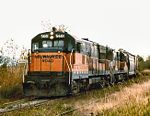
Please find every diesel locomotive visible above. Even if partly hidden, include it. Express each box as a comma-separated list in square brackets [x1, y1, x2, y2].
[23, 27, 138, 97]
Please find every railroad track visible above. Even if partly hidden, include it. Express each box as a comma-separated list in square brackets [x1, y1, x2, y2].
[0, 80, 133, 115]
[0, 97, 49, 114]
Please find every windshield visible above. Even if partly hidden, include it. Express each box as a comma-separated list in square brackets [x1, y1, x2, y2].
[32, 40, 64, 52]
[42, 41, 52, 48]
[54, 40, 64, 47]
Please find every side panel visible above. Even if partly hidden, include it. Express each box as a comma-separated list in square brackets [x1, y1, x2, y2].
[72, 53, 89, 79]
[128, 55, 136, 75]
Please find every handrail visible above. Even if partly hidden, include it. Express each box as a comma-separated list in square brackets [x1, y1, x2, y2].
[62, 54, 71, 85]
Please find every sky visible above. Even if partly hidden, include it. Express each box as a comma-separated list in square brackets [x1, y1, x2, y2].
[0, 0, 150, 59]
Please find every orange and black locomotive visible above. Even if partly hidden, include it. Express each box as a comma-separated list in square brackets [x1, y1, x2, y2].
[23, 27, 138, 97]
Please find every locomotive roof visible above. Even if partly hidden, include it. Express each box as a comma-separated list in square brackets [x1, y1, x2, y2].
[31, 31, 95, 44]
[31, 31, 72, 41]
[31, 31, 113, 50]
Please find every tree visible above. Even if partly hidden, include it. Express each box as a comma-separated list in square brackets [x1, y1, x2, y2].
[147, 56, 150, 61]
[137, 55, 144, 62]
[0, 38, 27, 69]
[145, 56, 150, 69]
[137, 55, 145, 71]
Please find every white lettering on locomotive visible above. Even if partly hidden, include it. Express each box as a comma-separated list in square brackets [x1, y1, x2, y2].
[41, 34, 49, 38]
[55, 34, 65, 38]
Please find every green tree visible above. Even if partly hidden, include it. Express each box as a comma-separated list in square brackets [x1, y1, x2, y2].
[137, 55, 145, 71]
[145, 56, 150, 69]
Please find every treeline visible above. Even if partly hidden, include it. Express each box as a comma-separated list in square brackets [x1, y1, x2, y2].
[138, 55, 150, 71]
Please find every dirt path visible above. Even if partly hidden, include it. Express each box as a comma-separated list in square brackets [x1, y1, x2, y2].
[75, 79, 150, 115]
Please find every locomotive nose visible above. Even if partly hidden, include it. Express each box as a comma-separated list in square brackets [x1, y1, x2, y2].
[30, 53, 65, 72]
[23, 52, 70, 97]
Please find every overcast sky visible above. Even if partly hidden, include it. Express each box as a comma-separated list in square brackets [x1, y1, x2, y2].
[0, 0, 150, 58]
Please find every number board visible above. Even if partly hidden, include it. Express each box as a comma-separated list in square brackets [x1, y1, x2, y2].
[41, 34, 49, 38]
[55, 34, 65, 38]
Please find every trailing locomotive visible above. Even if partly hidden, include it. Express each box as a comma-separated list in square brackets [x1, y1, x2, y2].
[23, 27, 138, 97]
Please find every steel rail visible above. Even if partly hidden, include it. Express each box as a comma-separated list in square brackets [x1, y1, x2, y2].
[0, 98, 49, 114]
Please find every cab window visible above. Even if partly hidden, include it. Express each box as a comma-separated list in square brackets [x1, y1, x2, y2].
[54, 40, 64, 47]
[42, 41, 52, 48]
[32, 42, 39, 51]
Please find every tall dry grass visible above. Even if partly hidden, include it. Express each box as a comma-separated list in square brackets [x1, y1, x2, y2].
[3, 73, 150, 115]
[74, 74, 150, 115]
[0, 64, 24, 100]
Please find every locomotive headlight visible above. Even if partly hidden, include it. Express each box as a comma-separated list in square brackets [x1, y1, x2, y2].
[50, 36, 54, 39]
[58, 51, 61, 54]
[50, 32, 54, 35]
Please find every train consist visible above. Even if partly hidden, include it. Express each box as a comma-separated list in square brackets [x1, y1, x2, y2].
[23, 27, 138, 97]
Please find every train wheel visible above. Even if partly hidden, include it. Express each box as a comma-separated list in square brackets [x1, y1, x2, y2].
[71, 81, 80, 94]
[124, 73, 129, 80]
[100, 77, 106, 88]
[109, 75, 115, 86]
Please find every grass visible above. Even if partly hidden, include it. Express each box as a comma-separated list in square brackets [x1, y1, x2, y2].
[1, 70, 150, 116]
[100, 96, 150, 116]
[0, 64, 24, 104]
[96, 72, 150, 116]
[3, 72, 150, 116]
